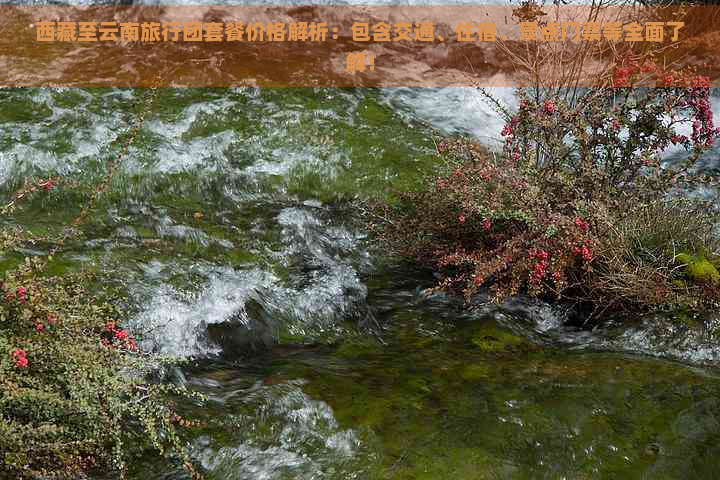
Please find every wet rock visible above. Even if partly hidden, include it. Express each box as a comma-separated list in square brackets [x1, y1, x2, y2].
[468, 289, 720, 367]
[598, 312, 720, 365]
[206, 298, 275, 357]
[470, 323, 527, 353]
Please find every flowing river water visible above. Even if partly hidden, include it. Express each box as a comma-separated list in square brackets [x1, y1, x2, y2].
[3, 86, 720, 479]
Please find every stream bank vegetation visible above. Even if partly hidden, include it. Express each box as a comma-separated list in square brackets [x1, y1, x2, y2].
[0, 256, 202, 479]
[0, 89, 204, 479]
[372, 61, 720, 321]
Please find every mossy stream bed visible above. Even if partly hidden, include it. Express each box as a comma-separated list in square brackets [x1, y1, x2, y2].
[2, 87, 720, 479]
[133, 298, 720, 479]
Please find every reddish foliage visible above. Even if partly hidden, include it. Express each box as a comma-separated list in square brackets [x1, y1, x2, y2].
[373, 68, 720, 315]
[373, 139, 596, 301]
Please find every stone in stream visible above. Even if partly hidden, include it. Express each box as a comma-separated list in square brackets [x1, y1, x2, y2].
[206, 298, 275, 357]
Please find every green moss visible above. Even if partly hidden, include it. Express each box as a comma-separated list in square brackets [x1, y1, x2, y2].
[0, 93, 53, 123]
[42, 254, 89, 277]
[470, 324, 526, 353]
[0, 253, 24, 276]
[335, 337, 383, 359]
[460, 364, 490, 381]
[676, 253, 720, 285]
[688, 260, 720, 285]
[357, 98, 394, 127]
[50, 89, 88, 109]
[406, 376, 433, 394]
[672, 308, 700, 327]
[225, 249, 258, 266]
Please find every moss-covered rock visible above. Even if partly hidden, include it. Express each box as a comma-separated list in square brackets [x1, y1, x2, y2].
[460, 363, 490, 381]
[470, 324, 526, 353]
[335, 337, 383, 359]
[676, 253, 720, 286]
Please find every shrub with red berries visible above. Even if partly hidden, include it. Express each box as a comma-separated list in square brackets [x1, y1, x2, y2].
[371, 138, 600, 302]
[501, 82, 719, 204]
[101, 320, 138, 351]
[0, 262, 202, 478]
[372, 61, 720, 314]
[11, 348, 28, 368]
[372, 125, 720, 315]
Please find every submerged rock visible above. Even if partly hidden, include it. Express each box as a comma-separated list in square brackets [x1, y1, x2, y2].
[470, 323, 527, 353]
[206, 298, 275, 356]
